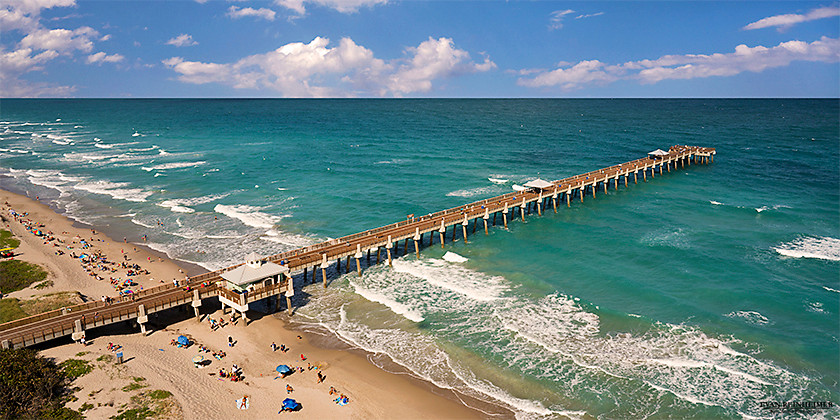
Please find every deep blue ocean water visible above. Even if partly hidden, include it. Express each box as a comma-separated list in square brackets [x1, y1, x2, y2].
[1, 99, 838, 419]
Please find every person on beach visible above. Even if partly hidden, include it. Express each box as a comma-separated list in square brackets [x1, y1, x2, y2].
[286, 384, 293, 394]
[228, 336, 234, 347]
[300, 354, 306, 361]
[271, 342, 277, 352]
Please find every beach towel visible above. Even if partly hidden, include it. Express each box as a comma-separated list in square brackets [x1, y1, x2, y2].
[235, 397, 250, 410]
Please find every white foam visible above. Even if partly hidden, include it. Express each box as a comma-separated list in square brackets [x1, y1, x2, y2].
[158, 201, 195, 213]
[132, 131, 142, 137]
[51, 139, 71, 145]
[374, 158, 410, 165]
[392, 258, 508, 302]
[755, 204, 790, 213]
[488, 177, 508, 184]
[823, 286, 840, 293]
[259, 231, 313, 248]
[350, 280, 425, 322]
[806, 301, 826, 314]
[442, 251, 468, 263]
[774, 236, 840, 261]
[724, 310, 771, 325]
[214, 204, 281, 230]
[130, 218, 156, 229]
[94, 143, 114, 148]
[73, 180, 153, 202]
[709, 200, 723, 205]
[446, 185, 503, 198]
[141, 161, 205, 171]
[641, 228, 690, 249]
[206, 234, 245, 239]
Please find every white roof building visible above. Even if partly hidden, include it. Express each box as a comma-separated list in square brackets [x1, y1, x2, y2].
[523, 179, 554, 190]
[221, 253, 289, 291]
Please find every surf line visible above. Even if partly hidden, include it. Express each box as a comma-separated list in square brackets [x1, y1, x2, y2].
[0, 145, 715, 349]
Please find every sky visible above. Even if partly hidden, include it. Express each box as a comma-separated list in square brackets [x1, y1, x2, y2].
[1, 0, 839, 98]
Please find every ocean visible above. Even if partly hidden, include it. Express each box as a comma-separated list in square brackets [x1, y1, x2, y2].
[0, 99, 837, 419]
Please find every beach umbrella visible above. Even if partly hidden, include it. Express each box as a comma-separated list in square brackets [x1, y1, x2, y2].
[282, 398, 300, 410]
[276, 365, 291, 374]
[176, 335, 189, 346]
[192, 355, 204, 363]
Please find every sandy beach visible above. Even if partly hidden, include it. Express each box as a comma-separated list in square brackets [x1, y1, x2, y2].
[1, 189, 506, 419]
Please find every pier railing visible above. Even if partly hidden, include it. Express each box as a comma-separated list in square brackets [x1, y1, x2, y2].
[0, 145, 715, 348]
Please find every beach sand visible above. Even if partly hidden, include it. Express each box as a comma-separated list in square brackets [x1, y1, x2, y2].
[1, 189, 508, 419]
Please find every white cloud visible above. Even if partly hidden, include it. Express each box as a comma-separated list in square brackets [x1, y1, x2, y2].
[19, 26, 98, 53]
[166, 33, 198, 47]
[744, 6, 840, 31]
[5, 0, 76, 15]
[576, 12, 603, 20]
[273, 0, 387, 14]
[519, 60, 618, 89]
[99, 34, 111, 41]
[274, 0, 306, 14]
[86, 51, 124, 64]
[163, 36, 494, 97]
[0, 47, 73, 97]
[162, 56, 232, 85]
[0, 75, 75, 97]
[227, 5, 276, 21]
[0, 0, 121, 96]
[0, 47, 58, 73]
[549, 9, 574, 30]
[386, 37, 496, 95]
[518, 37, 840, 90]
[0, 0, 75, 31]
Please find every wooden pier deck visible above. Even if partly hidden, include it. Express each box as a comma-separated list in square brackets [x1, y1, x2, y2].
[0, 145, 715, 349]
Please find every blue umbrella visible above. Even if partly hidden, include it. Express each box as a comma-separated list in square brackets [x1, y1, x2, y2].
[176, 335, 189, 346]
[276, 365, 291, 374]
[282, 398, 300, 410]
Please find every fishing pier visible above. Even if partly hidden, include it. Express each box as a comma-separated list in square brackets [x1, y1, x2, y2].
[0, 145, 715, 349]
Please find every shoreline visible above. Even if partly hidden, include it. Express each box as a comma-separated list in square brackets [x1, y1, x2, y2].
[1, 187, 515, 419]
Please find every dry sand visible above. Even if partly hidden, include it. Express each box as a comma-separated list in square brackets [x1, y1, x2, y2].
[2, 189, 505, 419]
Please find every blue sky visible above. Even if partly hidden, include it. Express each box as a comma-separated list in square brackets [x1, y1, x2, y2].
[1, 0, 838, 97]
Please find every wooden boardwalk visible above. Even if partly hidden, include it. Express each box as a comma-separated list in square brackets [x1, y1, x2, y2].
[0, 145, 715, 349]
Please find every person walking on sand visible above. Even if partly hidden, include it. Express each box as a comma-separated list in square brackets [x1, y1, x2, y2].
[271, 342, 277, 352]
[228, 336, 234, 347]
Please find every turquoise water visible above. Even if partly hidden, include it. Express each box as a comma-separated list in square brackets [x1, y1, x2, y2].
[1, 99, 838, 418]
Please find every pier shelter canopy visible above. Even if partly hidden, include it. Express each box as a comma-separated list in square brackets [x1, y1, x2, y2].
[221, 252, 288, 293]
[648, 149, 669, 159]
[523, 178, 554, 191]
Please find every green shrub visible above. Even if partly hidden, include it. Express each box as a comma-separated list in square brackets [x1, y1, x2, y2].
[147, 390, 171, 400]
[110, 406, 155, 420]
[0, 348, 74, 419]
[0, 259, 48, 294]
[0, 298, 27, 323]
[34, 280, 54, 289]
[0, 230, 20, 249]
[59, 359, 93, 379]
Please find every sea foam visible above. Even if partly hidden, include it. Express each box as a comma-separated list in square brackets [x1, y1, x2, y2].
[774, 236, 840, 261]
[74, 180, 154, 202]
